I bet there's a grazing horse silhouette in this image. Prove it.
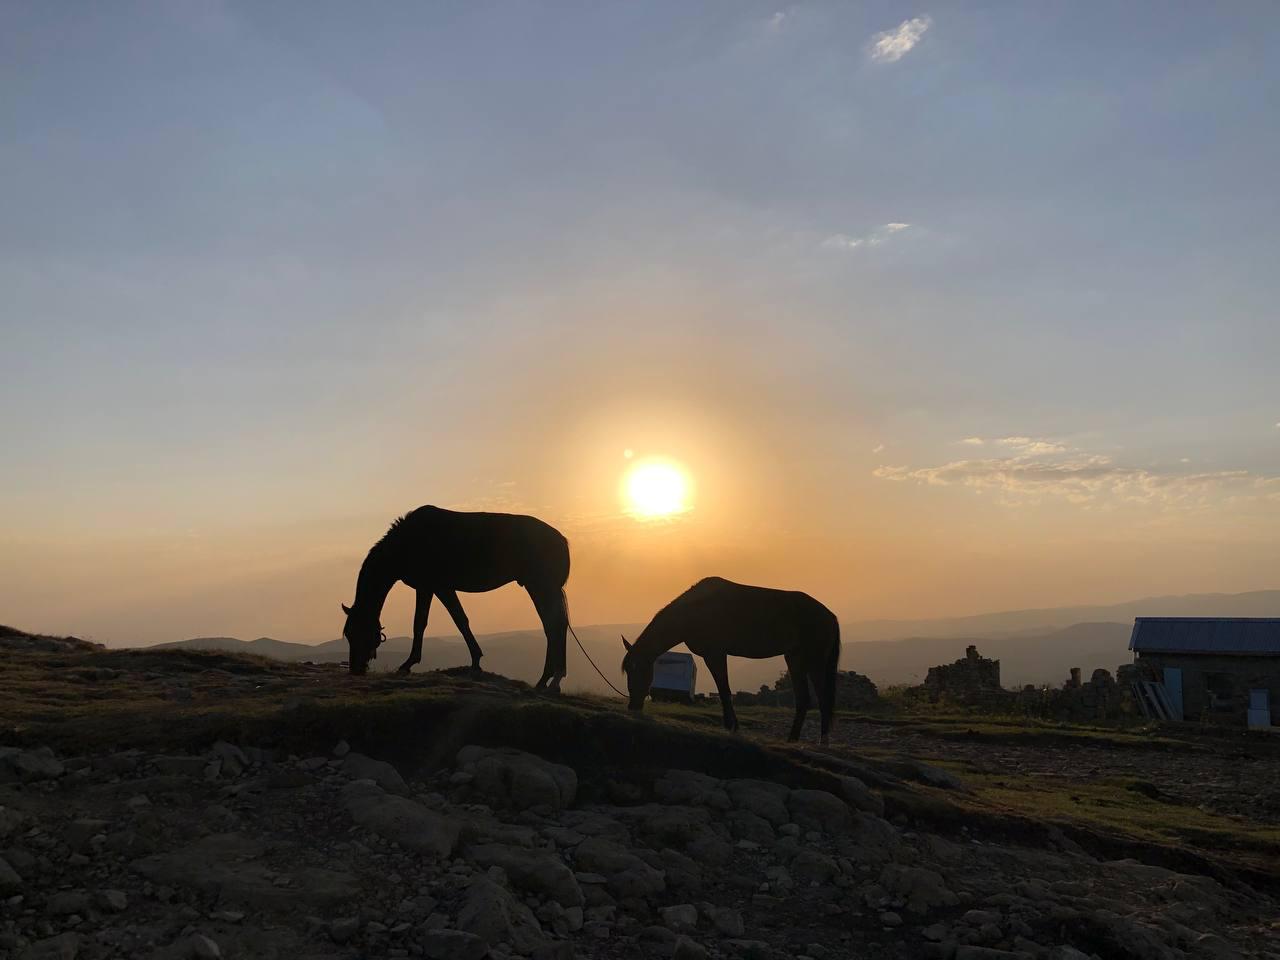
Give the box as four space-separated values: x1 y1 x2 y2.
341 506 572 689
621 577 841 744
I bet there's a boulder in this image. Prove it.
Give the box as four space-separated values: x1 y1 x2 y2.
726 811 775 844
133 832 359 911
654 771 731 810
457 874 547 952
573 837 665 899
661 904 698 933
18 933 79 960
0 856 22 895
724 780 790 826
879 864 958 915
457 745 577 812
610 804 717 849
341 753 409 795
0 746 64 782
787 789 852 835
343 782 460 857
790 849 840 884
466 843 584 907
838 776 884 816
421 929 489 960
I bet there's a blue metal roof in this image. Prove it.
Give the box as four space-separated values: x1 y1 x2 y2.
1129 618 1280 655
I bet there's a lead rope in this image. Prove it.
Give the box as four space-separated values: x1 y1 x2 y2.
568 623 628 698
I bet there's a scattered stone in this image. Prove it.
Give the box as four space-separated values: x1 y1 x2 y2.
880 864 958 915
330 918 360 943
45 891 90 916
341 753 410 794
421 929 489 960
0 746 64 782
96 889 128 913
660 904 698 933
343 782 461 857
673 936 708 960
333 739 351 758
211 741 247 776
704 906 744 937
879 911 903 927
468 843 584 906
787 789 852 835
457 874 547 952
838 776 885 816
456 745 577 812
18 932 79 960
188 934 222 959
922 923 949 942
0 856 22 895
573 838 665 899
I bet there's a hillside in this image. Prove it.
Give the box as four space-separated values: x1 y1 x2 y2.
2 627 1279 959
153 620 1136 694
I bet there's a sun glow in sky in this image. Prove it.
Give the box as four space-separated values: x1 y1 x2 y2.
622 458 693 519
3 4 1280 647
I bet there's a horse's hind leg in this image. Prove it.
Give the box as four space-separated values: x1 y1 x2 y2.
528 584 567 692
784 653 811 742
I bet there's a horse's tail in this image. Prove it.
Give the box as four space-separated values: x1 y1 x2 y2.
818 611 841 735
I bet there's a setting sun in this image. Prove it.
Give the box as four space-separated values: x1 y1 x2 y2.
622 458 693 519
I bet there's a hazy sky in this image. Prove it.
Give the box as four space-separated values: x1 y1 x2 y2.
3 2 1279 646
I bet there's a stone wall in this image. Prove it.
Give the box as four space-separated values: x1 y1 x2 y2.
923 646 1004 706
732 670 881 711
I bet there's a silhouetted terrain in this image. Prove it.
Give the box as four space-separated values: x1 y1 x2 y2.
151 590 1279 695
153 620 1131 692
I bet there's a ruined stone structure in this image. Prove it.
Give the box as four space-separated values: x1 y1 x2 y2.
923 645 1004 706
733 669 881 711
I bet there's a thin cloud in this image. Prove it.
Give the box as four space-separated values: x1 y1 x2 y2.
957 436 1066 455
872 443 885 453
874 451 1271 509
869 16 932 63
821 223 912 251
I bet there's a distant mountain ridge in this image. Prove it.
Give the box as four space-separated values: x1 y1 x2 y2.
150 589 1278 695
841 589 1280 642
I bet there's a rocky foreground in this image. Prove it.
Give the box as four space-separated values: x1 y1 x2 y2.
2 727 1277 960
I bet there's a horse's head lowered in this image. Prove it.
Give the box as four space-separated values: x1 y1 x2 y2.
341 603 385 676
620 635 651 712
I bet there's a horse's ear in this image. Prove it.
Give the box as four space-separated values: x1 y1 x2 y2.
621 634 632 652
341 603 352 616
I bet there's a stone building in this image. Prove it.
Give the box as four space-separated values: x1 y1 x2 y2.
923 645 1004 706
1128 618 1280 726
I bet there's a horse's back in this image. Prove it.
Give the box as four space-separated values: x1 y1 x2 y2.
401 506 569 589
668 577 837 659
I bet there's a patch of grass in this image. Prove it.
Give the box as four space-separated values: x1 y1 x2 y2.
959 768 1280 874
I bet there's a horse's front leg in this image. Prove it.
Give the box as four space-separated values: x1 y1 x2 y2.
398 590 432 674
437 589 483 671
705 653 738 733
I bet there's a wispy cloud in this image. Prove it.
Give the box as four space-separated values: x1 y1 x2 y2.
956 436 1066 456
872 443 885 453
869 15 932 63
874 450 1274 509
821 222 912 251
767 11 787 31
